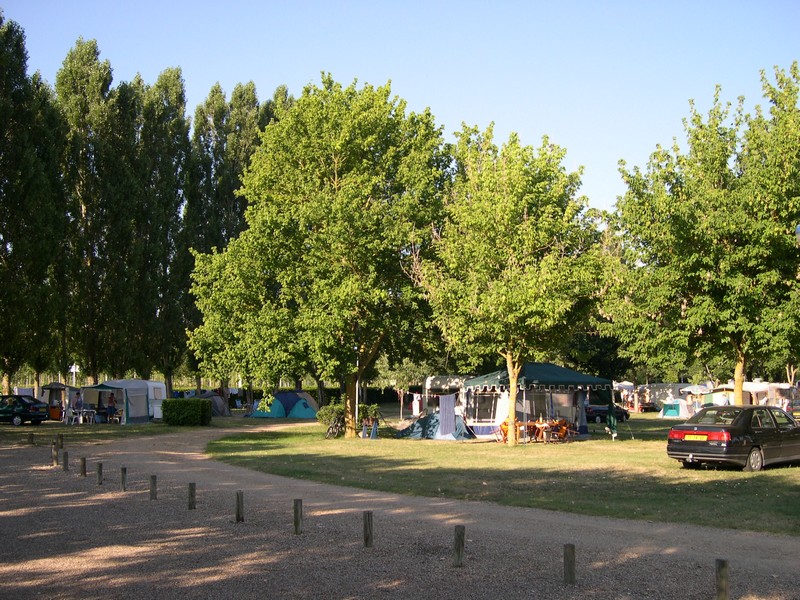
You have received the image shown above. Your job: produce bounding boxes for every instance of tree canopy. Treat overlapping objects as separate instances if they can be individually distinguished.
[609,63,800,399]
[189,75,447,434]
[415,125,604,444]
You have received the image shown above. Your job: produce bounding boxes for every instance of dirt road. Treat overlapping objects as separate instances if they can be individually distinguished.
[1,422,798,599]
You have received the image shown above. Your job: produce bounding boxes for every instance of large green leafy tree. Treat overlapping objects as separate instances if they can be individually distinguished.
[416,125,603,445]
[0,14,67,392]
[190,76,447,436]
[180,82,281,392]
[610,63,800,402]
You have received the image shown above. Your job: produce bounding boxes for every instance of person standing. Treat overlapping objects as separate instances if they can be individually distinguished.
[107,393,117,422]
[605,395,618,440]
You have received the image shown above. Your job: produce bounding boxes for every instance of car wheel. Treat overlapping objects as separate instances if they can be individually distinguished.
[744,447,764,472]
[594,416,602,424]
[11,415,23,426]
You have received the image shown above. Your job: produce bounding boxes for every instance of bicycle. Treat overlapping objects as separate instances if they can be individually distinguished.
[325,415,345,439]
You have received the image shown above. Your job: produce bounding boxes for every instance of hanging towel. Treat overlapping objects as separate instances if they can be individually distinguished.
[438,393,457,435]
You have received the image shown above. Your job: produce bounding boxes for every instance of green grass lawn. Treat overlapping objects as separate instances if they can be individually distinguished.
[4,413,799,535]
[206,413,800,535]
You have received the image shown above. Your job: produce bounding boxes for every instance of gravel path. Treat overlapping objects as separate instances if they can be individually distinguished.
[1,422,799,600]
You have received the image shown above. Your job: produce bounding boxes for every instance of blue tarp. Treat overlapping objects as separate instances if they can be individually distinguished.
[395,412,475,440]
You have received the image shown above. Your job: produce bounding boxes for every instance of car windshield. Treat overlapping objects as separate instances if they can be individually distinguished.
[686,408,743,426]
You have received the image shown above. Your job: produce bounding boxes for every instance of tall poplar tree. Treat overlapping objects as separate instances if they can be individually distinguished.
[55,37,114,383]
[0,14,67,392]
[136,68,190,393]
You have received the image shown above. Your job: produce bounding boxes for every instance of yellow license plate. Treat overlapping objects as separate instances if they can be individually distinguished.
[685,434,707,441]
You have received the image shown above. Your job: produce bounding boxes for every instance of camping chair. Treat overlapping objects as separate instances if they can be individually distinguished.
[64,408,80,425]
[108,410,122,424]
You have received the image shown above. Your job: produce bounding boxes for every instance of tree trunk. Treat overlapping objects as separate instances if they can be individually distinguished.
[344,373,357,438]
[787,364,797,387]
[164,372,174,401]
[314,375,326,406]
[195,374,202,396]
[733,351,746,405]
[2,373,9,395]
[505,353,522,446]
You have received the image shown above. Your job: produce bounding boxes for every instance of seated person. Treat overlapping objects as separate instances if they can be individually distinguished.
[74,393,84,411]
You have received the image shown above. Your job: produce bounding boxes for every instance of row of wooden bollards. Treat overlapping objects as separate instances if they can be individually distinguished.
[43,435,732,596]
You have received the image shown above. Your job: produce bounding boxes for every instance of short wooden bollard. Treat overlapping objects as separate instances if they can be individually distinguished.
[149,475,157,500]
[58,433,64,449]
[564,544,576,585]
[80,457,87,477]
[96,462,103,485]
[51,441,58,466]
[62,451,69,471]
[453,525,466,567]
[27,433,34,445]
[188,483,196,510]
[716,559,729,600]
[235,490,244,522]
[120,467,127,491]
[293,499,303,534]
[363,510,373,548]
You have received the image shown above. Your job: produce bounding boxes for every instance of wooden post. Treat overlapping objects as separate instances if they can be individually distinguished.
[564,543,576,585]
[51,441,58,466]
[58,433,64,449]
[96,462,103,485]
[293,499,303,534]
[716,559,729,600]
[235,490,244,522]
[363,510,373,548]
[79,457,87,477]
[188,483,196,510]
[120,467,127,491]
[149,475,157,500]
[62,451,69,471]
[27,433,34,445]
[453,525,466,567]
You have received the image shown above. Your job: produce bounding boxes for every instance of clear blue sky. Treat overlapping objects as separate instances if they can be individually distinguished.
[4,0,799,212]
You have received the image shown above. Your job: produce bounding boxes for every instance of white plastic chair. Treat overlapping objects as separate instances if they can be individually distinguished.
[65,408,80,425]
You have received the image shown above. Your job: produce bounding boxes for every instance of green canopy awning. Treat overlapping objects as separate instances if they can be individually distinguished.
[463,362,612,391]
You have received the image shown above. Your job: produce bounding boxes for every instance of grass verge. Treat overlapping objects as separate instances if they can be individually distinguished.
[206,414,800,535]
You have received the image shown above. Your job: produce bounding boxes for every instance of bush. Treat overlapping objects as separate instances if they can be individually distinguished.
[162,398,212,426]
[316,402,345,426]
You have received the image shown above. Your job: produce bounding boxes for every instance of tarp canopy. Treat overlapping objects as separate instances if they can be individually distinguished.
[249,391,319,419]
[39,382,79,407]
[81,380,151,424]
[464,362,612,391]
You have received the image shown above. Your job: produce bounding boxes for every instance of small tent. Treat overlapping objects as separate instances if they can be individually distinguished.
[249,391,319,419]
[395,412,475,440]
[200,391,231,417]
[659,396,691,419]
